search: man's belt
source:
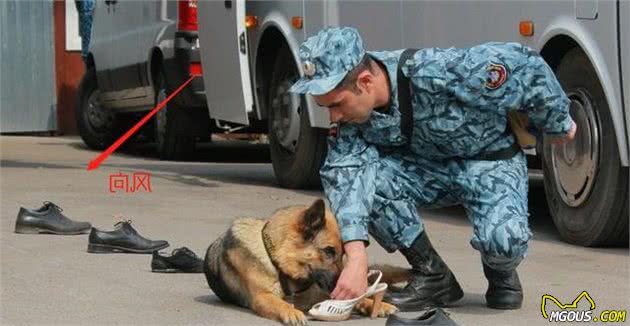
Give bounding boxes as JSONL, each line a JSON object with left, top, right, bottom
{"left": 473, "top": 142, "right": 521, "bottom": 161}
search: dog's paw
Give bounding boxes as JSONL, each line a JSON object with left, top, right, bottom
{"left": 280, "top": 307, "right": 307, "bottom": 326}
{"left": 375, "top": 301, "right": 399, "bottom": 317}
{"left": 355, "top": 298, "right": 398, "bottom": 318}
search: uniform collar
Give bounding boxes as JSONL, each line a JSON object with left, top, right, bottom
{"left": 356, "top": 50, "right": 407, "bottom": 146}
{"left": 367, "top": 50, "right": 400, "bottom": 112}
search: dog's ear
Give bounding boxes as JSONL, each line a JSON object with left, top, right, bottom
{"left": 301, "top": 199, "right": 326, "bottom": 242}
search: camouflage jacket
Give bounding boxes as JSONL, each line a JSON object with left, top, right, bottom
{"left": 320, "top": 42, "right": 573, "bottom": 244}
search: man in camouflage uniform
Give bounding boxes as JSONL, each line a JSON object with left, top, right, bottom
{"left": 290, "top": 27, "right": 576, "bottom": 310}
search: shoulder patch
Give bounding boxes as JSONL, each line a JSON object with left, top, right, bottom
{"left": 485, "top": 63, "right": 508, "bottom": 90}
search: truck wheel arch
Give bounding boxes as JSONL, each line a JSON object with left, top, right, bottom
{"left": 538, "top": 29, "right": 628, "bottom": 166}
{"left": 254, "top": 25, "right": 291, "bottom": 123}
{"left": 148, "top": 47, "right": 164, "bottom": 90}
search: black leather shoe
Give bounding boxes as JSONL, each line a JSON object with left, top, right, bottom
{"left": 384, "top": 232, "right": 464, "bottom": 311}
{"left": 87, "top": 220, "right": 169, "bottom": 254}
{"left": 15, "top": 202, "right": 91, "bottom": 235}
{"left": 151, "top": 247, "right": 204, "bottom": 273}
{"left": 386, "top": 308, "right": 459, "bottom": 326}
{"left": 483, "top": 263, "right": 523, "bottom": 309}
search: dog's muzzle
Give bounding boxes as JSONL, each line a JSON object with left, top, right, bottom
{"left": 311, "top": 269, "right": 340, "bottom": 293}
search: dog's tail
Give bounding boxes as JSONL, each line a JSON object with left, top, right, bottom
{"left": 369, "top": 264, "right": 410, "bottom": 285}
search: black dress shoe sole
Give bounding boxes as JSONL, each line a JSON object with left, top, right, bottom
{"left": 15, "top": 225, "right": 91, "bottom": 235}
{"left": 87, "top": 243, "right": 169, "bottom": 254}
{"left": 392, "top": 286, "right": 465, "bottom": 312}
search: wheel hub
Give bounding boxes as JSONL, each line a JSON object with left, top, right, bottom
{"left": 270, "top": 80, "right": 301, "bottom": 153}
{"left": 550, "top": 89, "right": 599, "bottom": 207}
{"left": 86, "top": 90, "right": 114, "bottom": 131}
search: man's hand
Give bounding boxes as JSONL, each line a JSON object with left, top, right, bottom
{"left": 331, "top": 241, "right": 368, "bottom": 300}
{"left": 551, "top": 120, "right": 577, "bottom": 145}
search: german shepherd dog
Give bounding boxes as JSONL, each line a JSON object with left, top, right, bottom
{"left": 203, "top": 199, "right": 399, "bottom": 325}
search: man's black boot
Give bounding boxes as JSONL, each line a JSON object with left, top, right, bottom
{"left": 384, "top": 232, "right": 464, "bottom": 311}
{"left": 483, "top": 263, "right": 523, "bottom": 309}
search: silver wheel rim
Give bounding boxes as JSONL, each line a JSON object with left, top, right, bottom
{"left": 86, "top": 90, "right": 114, "bottom": 131}
{"left": 550, "top": 89, "right": 600, "bottom": 207}
{"left": 270, "top": 79, "right": 301, "bottom": 153}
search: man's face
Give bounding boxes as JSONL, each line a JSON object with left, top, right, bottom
{"left": 313, "top": 88, "right": 375, "bottom": 125}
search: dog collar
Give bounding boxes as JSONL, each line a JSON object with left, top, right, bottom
{"left": 261, "top": 221, "right": 279, "bottom": 265}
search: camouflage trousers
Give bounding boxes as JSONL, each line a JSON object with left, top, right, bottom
{"left": 369, "top": 151, "right": 532, "bottom": 271}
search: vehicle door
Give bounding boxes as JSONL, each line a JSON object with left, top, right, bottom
{"left": 197, "top": 0, "right": 252, "bottom": 125}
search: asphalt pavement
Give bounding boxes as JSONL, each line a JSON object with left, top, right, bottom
{"left": 1, "top": 136, "right": 628, "bottom": 326}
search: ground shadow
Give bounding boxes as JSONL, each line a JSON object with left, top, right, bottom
{"left": 0, "top": 160, "right": 76, "bottom": 169}
{"left": 194, "top": 294, "right": 260, "bottom": 317}
{"left": 193, "top": 294, "right": 376, "bottom": 322}
{"left": 61, "top": 138, "right": 278, "bottom": 187}
{"left": 66, "top": 139, "right": 271, "bottom": 164}
{"left": 446, "top": 293, "right": 508, "bottom": 316}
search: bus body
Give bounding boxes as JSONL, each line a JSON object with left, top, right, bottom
{"left": 198, "top": 0, "right": 629, "bottom": 246}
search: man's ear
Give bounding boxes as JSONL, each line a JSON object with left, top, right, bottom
{"left": 301, "top": 199, "right": 327, "bottom": 242}
{"left": 356, "top": 71, "right": 374, "bottom": 94}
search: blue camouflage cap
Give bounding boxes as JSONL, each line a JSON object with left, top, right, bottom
{"left": 289, "top": 27, "right": 366, "bottom": 95}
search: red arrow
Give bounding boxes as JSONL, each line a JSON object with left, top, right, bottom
{"left": 87, "top": 75, "right": 196, "bottom": 171}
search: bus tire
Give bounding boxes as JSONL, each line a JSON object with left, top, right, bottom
{"left": 267, "top": 46, "right": 327, "bottom": 189}
{"left": 543, "top": 47, "right": 629, "bottom": 247}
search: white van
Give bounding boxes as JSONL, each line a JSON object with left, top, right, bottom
{"left": 77, "top": 0, "right": 208, "bottom": 160}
